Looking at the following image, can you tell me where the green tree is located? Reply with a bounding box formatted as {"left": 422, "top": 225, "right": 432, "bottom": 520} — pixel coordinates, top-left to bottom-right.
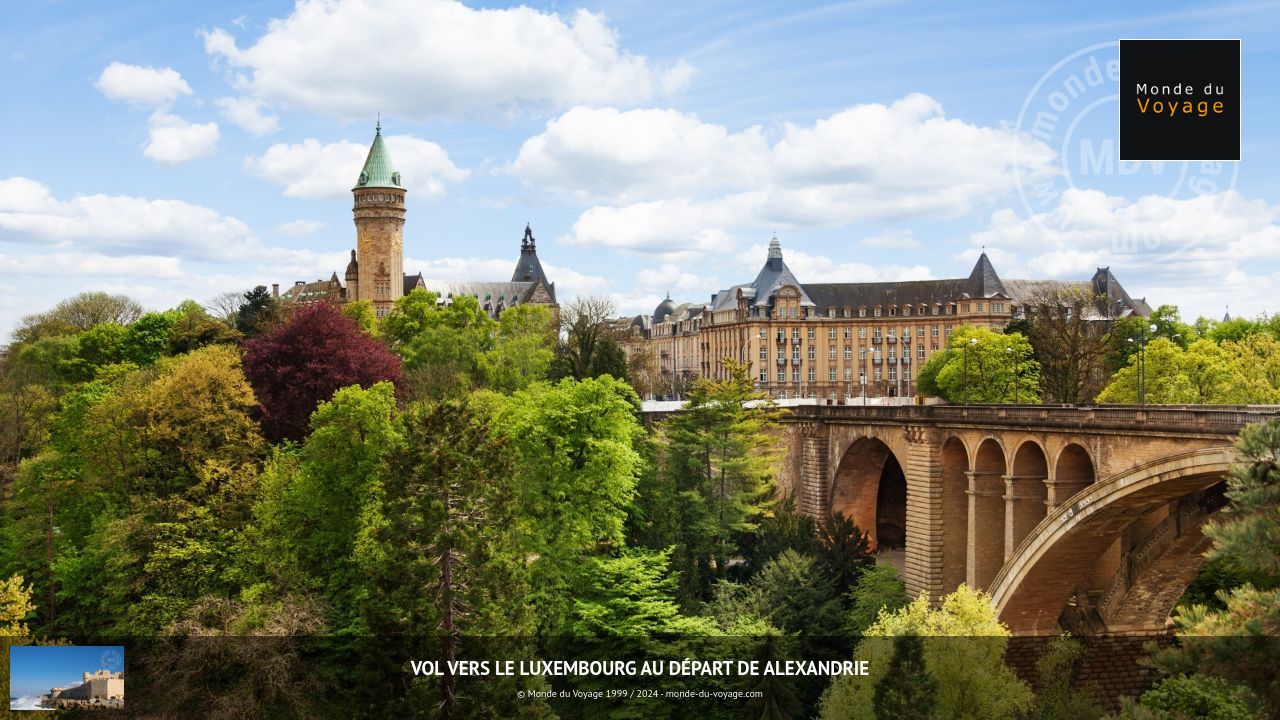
{"left": 749, "top": 549, "right": 845, "bottom": 640}
{"left": 1222, "top": 335, "right": 1280, "bottom": 404}
{"left": 845, "top": 565, "right": 907, "bottom": 637}
{"left": 121, "top": 310, "right": 179, "bottom": 365}
{"left": 550, "top": 295, "right": 630, "bottom": 382}
{"left": 819, "top": 585, "right": 1032, "bottom": 720}
{"left": 917, "top": 326, "right": 1038, "bottom": 403}
{"left": 1123, "top": 675, "right": 1259, "bottom": 720}
{"left": 385, "top": 290, "right": 497, "bottom": 399}
{"left": 661, "top": 358, "right": 782, "bottom": 605}
{"left": 76, "top": 322, "right": 128, "bottom": 370}
{"left": 1096, "top": 338, "right": 1196, "bottom": 404}
{"left": 1016, "top": 285, "right": 1123, "bottom": 403}
{"left": 478, "top": 304, "right": 555, "bottom": 393}
{"left": 571, "top": 547, "right": 715, "bottom": 637}
{"left": 235, "top": 285, "right": 279, "bottom": 336}
{"left": 13, "top": 291, "right": 142, "bottom": 344}
{"left": 744, "top": 629, "right": 804, "bottom": 720}
{"left": 873, "top": 635, "right": 937, "bottom": 720}
{"left": 483, "top": 376, "right": 644, "bottom": 634}
{"left": 815, "top": 512, "right": 874, "bottom": 597}
{"left": 165, "top": 299, "right": 240, "bottom": 354}
{"left": 1024, "top": 635, "right": 1105, "bottom": 720}
{"left": 341, "top": 299, "right": 378, "bottom": 335}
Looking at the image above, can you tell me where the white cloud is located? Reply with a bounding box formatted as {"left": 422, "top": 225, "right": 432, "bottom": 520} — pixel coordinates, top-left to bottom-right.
{"left": 510, "top": 106, "right": 767, "bottom": 204}
{"left": 246, "top": 134, "right": 468, "bottom": 199}
{"left": 529, "top": 95, "right": 1056, "bottom": 256}
{"left": 635, "top": 263, "right": 718, "bottom": 299}
{"left": 202, "top": 0, "right": 691, "bottom": 120}
{"left": 861, "top": 229, "right": 920, "bottom": 250}
{"left": 215, "top": 96, "right": 279, "bottom": 135}
{"left": 96, "top": 62, "right": 192, "bottom": 107}
{"left": 277, "top": 219, "right": 325, "bottom": 236}
{"left": 0, "top": 176, "right": 255, "bottom": 261}
{"left": 144, "top": 112, "right": 220, "bottom": 164}
{"left": 969, "top": 188, "right": 1280, "bottom": 320}
{"left": 0, "top": 252, "right": 186, "bottom": 279}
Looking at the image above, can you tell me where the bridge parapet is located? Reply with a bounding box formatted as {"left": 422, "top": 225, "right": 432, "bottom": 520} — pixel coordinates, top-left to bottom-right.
{"left": 782, "top": 404, "right": 1277, "bottom": 434}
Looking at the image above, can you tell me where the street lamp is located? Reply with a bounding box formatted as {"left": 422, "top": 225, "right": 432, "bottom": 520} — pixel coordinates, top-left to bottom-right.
{"left": 1129, "top": 323, "right": 1158, "bottom": 405}
{"left": 1006, "top": 346, "right": 1016, "bottom": 404}
{"left": 963, "top": 337, "right": 978, "bottom": 404}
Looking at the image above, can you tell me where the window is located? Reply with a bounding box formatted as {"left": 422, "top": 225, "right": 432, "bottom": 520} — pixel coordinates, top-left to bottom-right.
{"left": 791, "top": 328, "right": 800, "bottom": 341}
{"left": 828, "top": 328, "right": 837, "bottom": 340}
{"left": 759, "top": 328, "right": 766, "bottom": 339}
{"left": 759, "top": 347, "right": 767, "bottom": 359}
{"left": 904, "top": 306, "right": 911, "bottom": 316}
{"left": 843, "top": 327, "right": 852, "bottom": 339}
{"left": 859, "top": 348, "right": 867, "bottom": 360}
{"left": 873, "top": 328, "right": 882, "bottom": 339}
{"left": 874, "top": 369, "right": 882, "bottom": 381}
{"left": 807, "top": 328, "right": 815, "bottom": 340}
{"left": 905, "top": 370, "right": 912, "bottom": 381}
{"left": 932, "top": 343, "right": 939, "bottom": 352}
{"left": 829, "top": 368, "right": 837, "bottom": 381}
{"left": 828, "top": 347, "right": 836, "bottom": 360}
{"left": 778, "top": 370, "right": 786, "bottom": 383}
{"left": 976, "top": 302, "right": 984, "bottom": 312}
{"left": 931, "top": 324, "right": 939, "bottom": 337}
{"left": 859, "top": 327, "right": 867, "bottom": 339}
{"left": 808, "top": 368, "right": 816, "bottom": 381}
{"left": 844, "top": 367, "right": 852, "bottom": 381}
{"left": 859, "top": 307, "right": 867, "bottom": 317}
{"left": 859, "top": 369, "right": 866, "bottom": 382}
{"left": 889, "top": 349, "right": 896, "bottom": 360}
{"left": 917, "top": 327, "right": 925, "bottom": 338}
{"left": 844, "top": 346, "right": 852, "bottom": 360}
{"left": 759, "top": 368, "right": 768, "bottom": 382}
{"left": 889, "top": 306, "right": 897, "bottom": 316}
{"left": 917, "top": 345, "right": 925, "bottom": 358}
{"left": 792, "top": 347, "right": 800, "bottom": 361}
{"left": 828, "top": 308, "right": 835, "bottom": 318}
{"left": 992, "top": 302, "right": 1004, "bottom": 312}
{"left": 889, "top": 368, "right": 897, "bottom": 381}
{"left": 945, "top": 326, "right": 953, "bottom": 337}
{"left": 792, "top": 369, "right": 800, "bottom": 383}
{"left": 962, "top": 303, "right": 971, "bottom": 314}
{"left": 874, "top": 307, "right": 882, "bottom": 317}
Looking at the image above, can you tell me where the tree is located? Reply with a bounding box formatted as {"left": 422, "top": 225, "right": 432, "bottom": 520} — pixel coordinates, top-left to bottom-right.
{"left": 381, "top": 290, "right": 497, "bottom": 400}
{"left": 0, "top": 574, "right": 34, "bottom": 634}
{"left": 1024, "top": 635, "right": 1105, "bottom": 720}
{"left": 14, "top": 292, "right": 142, "bottom": 344}
{"left": 484, "top": 376, "right": 644, "bottom": 634}
{"left": 917, "top": 326, "right": 1038, "bottom": 403}
{"left": 815, "top": 512, "right": 874, "bottom": 597}
{"left": 166, "top": 300, "right": 240, "bottom": 355}
{"left": 749, "top": 550, "right": 845, "bottom": 640}
{"left": 845, "top": 565, "right": 907, "bottom": 637}
{"left": 341, "top": 299, "right": 377, "bottom": 335}
{"left": 369, "top": 399, "right": 530, "bottom": 719}
{"left": 661, "top": 359, "right": 782, "bottom": 605}
{"left": 873, "top": 635, "right": 937, "bottom": 720}
{"left": 478, "top": 304, "right": 555, "bottom": 393}
{"left": 1121, "top": 675, "right": 1259, "bottom": 720}
{"left": 235, "top": 285, "right": 279, "bottom": 336}
{"left": 570, "top": 547, "right": 714, "bottom": 637}
{"left": 206, "top": 290, "right": 246, "bottom": 324}
{"left": 121, "top": 310, "right": 179, "bottom": 365}
{"left": 819, "top": 585, "right": 1032, "bottom": 720}
{"left": 1221, "top": 334, "right": 1280, "bottom": 404}
{"left": 1017, "top": 285, "right": 1122, "bottom": 403}
{"left": 242, "top": 302, "right": 402, "bottom": 441}
{"left": 551, "top": 295, "right": 630, "bottom": 382}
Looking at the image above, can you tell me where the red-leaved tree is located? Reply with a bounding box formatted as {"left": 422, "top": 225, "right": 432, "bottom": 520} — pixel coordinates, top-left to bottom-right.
{"left": 242, "top": 302, "right": 401, "bottom": 442}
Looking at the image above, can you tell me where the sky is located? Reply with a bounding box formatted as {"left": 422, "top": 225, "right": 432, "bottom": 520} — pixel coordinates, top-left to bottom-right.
{"left": 8, "top": 645, "right": 123, "bottom": 699}
{"left": 2, "top": 0, "right": 1278, "bottom": 340}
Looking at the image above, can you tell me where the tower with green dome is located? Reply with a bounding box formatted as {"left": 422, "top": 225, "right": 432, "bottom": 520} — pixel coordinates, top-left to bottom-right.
{"left": 350, "top": 120, "right": 406, "bottom": 317}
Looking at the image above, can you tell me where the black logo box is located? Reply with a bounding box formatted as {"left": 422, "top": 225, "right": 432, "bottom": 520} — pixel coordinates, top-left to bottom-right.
{"left": 1119, "top": 39, "right": 1240, "bottom": 161}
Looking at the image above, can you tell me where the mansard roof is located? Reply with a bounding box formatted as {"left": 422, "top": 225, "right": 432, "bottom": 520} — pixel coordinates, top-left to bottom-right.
{"left": 804, "top": 278, "right": 976, "bottom": 311}
{"left": 747, "top": 237, "right": 815, "bottom": 308}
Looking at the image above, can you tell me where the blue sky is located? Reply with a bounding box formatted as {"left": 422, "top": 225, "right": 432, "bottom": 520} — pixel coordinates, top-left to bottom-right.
{"left": 2, "top": 0, "right": 1278, "bottom": 339}
{"left": 8, "top": 645, "right": 123, "bottom": 698}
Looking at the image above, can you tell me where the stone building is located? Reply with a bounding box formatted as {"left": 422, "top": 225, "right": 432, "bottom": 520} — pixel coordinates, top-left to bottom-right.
{"left": 277, "top": 122, "right": 557, "bottom": 320}
{"left": 620, "top": 237, "right": 1149, "bottom": 400}
{"left": 45, "top": 669, "right": 124, "bottom": 707}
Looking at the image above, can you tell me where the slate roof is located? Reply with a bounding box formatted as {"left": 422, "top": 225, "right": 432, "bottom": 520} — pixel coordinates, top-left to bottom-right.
{"left": 353, "top": 121, "right": 402, "bottom": 190}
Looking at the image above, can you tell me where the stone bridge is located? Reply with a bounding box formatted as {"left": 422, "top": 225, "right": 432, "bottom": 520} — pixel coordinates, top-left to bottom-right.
{"left": 655, "top": 403, "right": 1279, "bottom": 636}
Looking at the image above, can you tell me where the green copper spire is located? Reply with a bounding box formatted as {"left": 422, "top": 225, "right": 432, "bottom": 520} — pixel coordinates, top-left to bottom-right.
{"left": 354, "top": 120, "right": 403, "bottom": 190}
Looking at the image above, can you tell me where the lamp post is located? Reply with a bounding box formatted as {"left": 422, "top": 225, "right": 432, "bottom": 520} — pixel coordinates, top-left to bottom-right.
{"left": 963, "top": 336, "right": 978, "bottom": 404}
{"left": 1006, "top": 346, "right": 1017, "bottom": 404}
{"left": 1128, "top": 322, "right": 1158, "bottom": 405}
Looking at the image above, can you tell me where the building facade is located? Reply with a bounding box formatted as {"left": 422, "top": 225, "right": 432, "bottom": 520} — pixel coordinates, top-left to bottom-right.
{"left": 277, "top": 123, "right": 557, "bottom": 320}
{"left": 621, "top": 237, "right": 1150, "bottom": 401}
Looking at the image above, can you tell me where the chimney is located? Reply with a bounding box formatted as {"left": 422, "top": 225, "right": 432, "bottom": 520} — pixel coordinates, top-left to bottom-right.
{"left": 272, "top": 283, "right": 279, "bottom": 297}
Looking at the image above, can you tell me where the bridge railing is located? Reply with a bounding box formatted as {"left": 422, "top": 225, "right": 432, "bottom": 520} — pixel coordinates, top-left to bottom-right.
{"left": 782, "top": 403, "right": 1280, "bottom": 433}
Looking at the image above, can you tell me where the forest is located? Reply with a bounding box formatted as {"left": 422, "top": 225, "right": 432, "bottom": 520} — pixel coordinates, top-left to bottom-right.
{"left": 0, "top": 288, "right": 1277, "bottom": 719}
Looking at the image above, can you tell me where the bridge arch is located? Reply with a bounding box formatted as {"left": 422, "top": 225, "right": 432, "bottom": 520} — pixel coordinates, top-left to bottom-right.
{"left": 1051, "top": 443, "right": 1096, "bottom": 508}
{"left": 969, "top": 437, "right": 1007, "bottom": 589}
{"left": 940, "top": 436, "right": 969, "bottom": 593}
{"left": 830, "top": 437, "right": 907, "bottom": 553}
{"left": 1007, "top": 441, "right": 1050, "bottom": 559}
{"left": 990, "top": 447, "right": 1235, "bottom": 635}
